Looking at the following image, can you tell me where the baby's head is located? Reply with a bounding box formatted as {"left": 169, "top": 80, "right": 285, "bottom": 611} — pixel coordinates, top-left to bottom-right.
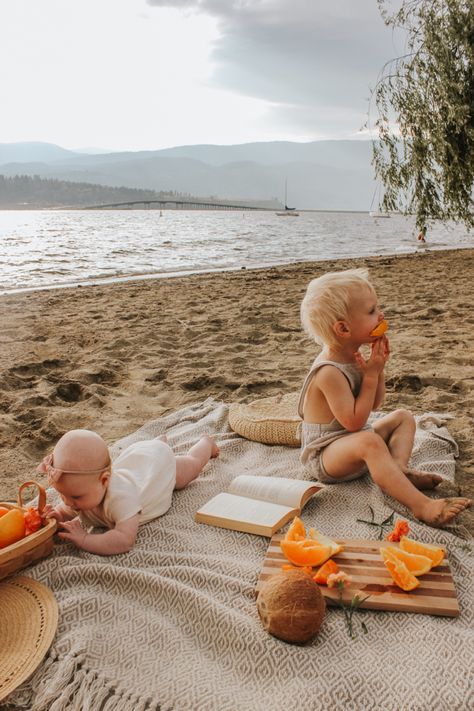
{"left": 301, "top": 268, "right": 375, "bottom": 347}
{"left": 39, "top": 429, "right": 111, "bottom": 510}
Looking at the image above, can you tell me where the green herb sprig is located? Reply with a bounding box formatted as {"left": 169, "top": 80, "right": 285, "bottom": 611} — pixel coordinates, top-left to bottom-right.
{"left": 335, "top": 583, "right": 371, "bottom": 639}
{"left": 356, "top": 506, "right": 394, "bottom": 540}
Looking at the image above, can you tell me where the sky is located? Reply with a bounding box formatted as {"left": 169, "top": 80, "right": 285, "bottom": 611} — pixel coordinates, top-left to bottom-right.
{"left": 0, "top": 0, "right": 403, "bottom": 152}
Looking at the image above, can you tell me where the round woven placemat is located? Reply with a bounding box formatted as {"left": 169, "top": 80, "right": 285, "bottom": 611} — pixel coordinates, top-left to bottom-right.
{"left": 229, "top": 392, "right": 302, "bottom": 447}
{"left": 0, "top": 575, "right": 58, "bottom": 702}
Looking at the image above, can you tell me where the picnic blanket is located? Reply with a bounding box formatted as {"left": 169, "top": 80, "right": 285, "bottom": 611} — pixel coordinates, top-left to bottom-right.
{"left": 5, "top": 398, "right": 473, "bottom": 711}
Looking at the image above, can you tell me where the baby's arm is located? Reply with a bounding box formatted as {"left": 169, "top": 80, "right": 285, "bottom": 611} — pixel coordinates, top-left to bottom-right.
{"left": 57, "top": 514, "right": 140, "bottom": 555}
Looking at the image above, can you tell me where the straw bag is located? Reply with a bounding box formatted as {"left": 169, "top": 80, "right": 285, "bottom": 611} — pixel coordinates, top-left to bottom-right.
{"left": 0, "top": 481, "right": 57, "bottom": 581}
{"left": 228, "top": 392, "right": 302, "bottom": 447}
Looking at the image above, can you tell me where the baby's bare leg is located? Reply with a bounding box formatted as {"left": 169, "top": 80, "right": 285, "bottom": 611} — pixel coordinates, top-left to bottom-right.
{"left": 373, "top": 410, "right": 442, "bottom": 490}
{"left": 321, "top": 431, "right": 470, "bottom": 527}
{"left": 175, "top": 435, "right": 219, "bottom": 490}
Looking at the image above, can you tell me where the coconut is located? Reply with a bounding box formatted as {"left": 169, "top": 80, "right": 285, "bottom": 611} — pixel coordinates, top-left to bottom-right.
{"left": 257, "top": 570, "right": 326, "bottom": 644}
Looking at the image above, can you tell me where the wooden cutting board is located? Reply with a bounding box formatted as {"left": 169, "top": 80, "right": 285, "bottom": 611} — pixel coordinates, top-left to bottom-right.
{"left": 256, "top": 534, "right": 459, "bottom": 617}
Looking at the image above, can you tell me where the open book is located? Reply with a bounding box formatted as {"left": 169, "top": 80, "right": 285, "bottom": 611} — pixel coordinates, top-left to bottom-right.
{"left": 195, "top": 475, "right": 323, "bottom": 537}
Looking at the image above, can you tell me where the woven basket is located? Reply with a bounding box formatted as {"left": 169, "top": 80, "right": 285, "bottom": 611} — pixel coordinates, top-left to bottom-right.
{"left": 0, "top": 481, "right": 57, "bottom": 581}
{"left": 0, "top": 575, "right": 58, "bottom": 702}
{"left": 229, "top": 392, "right": 302, "bottom": 447}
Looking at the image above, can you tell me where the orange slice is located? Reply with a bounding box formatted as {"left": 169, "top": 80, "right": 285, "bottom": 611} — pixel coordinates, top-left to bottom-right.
{"left": 380, "top": 549, "right": 420, "bottom": 591}
{"left": 281, "top": 564, "right": 313, "bottom": 575}
{"left": 308, "top": 528, "right": 344, "bottom": 556}
{"left": 382, "top": 546, "right": 432, "bottom": 576}
{"left": 399, "top": 536, "right": 445, "bottom": 568}
{"left": 313, "top": 559, "right": 339, "bottom": 585}
{"left": 280, "top": 539, "right": 332, "bottom": 567}
{"left": 284, "top": 516, "right": 306, "bottom": 541}
{"left": 370, "top": 319, "right": 389, "bottom": 337}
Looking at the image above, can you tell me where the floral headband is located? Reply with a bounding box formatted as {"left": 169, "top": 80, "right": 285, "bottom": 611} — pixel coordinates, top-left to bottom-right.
{"left": 37, "top": 453, "right": 111, "bottom": 485}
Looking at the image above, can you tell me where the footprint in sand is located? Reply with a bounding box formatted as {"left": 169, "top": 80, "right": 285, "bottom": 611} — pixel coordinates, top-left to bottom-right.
{"left": 4, "top": 359, "right": 70, "bottom": 390}
{"left": 54, "top": 381, "right": 89, "bottom": 403}
{"left": 76, "top": 367, "right": 121, "bottom": 386}
{"left": 386, "top": 375, "right": 423, "bottom": 392}
{"left": 145, "top": 369, "right": 168, "bottom": 383}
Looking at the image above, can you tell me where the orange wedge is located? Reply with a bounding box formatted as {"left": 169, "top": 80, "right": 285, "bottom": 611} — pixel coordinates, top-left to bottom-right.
{"left": 399, "top": 536, "right": 445, "bottom": 568}
{"left": 280, "top": 539, "right": 332, "bottom": 567}
{"left": 281, "top": 564, "right": 312, "bottom": 575}
{"left": 382, "top": 546, "right": 432, "bottom": 576}
{"left": 284, "top": 516, "right": 306, "bottom": 541}
{"left": 380, "top": 548, "right": 420, "bottom": 591}
{"left": 370, "top": 319, "right": 389, "bottom": 337}
{"left": 308, "top": 528, "right": 344, "bottom": 556}
{"left": 313, "top": 559, "right": 339, "bottom": 585}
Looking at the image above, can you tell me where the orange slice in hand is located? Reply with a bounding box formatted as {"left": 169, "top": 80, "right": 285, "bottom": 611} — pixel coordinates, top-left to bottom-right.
{"left": 370, "top": 319, "right": 389, "bottom": 337}
{"left": 382, "top": 546, "right": 432, "bottom": 576}
{"left": 399, "top": 536, "right": 445, "bottom": 567}
{"left": 380, "top": 548, "right": 420, "bottom": 591}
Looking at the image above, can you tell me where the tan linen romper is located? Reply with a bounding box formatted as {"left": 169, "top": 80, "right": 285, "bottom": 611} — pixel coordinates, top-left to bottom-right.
{"left": 298, "top": 359, "right": 372, "bottom": 483}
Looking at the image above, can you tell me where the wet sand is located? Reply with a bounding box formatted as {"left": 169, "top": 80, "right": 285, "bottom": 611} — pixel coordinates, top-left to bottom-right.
{"left": 1, "top": 248, "right": 472, "bottom": 532}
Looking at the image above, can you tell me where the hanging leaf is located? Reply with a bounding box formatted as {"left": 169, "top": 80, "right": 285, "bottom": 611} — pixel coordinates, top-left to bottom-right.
{"left": 369, "top": 0, "right": 474, "bottom": 230}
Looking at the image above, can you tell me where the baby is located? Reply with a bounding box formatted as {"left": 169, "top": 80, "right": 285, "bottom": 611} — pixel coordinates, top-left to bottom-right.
{"left": 40, "top": 429, "right": 219, "bottom": 555}
{"left": 298, "top": 267, "right": 471, "bottom": 528}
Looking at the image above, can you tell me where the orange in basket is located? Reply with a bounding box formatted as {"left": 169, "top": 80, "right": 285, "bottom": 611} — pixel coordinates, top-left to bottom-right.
{"left": 0, "top": 510, "right": 26, "bottom": 549}
{"left": 0, "top": 481, "right": 57, "bottom": 581}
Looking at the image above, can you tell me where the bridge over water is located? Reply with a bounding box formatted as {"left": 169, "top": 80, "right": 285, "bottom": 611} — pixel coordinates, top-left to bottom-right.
{"left": 84, "top": 198, "right": 275, "bottom": 211}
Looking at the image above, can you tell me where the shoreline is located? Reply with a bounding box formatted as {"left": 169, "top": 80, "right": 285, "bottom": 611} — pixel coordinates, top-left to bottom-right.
{"left": 1, "top": 248, "right": 473, "bottom": 533}
{"left": 2, "top": 244, "right": 474, "bottom": 297}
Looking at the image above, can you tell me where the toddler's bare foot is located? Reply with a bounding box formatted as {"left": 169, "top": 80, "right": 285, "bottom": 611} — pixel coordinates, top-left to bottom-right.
{"left": 405, "top": 468, "right": 443, "bottom": 490}
{"left": 418, "top": 497, "right": 471, "bottom": 527}
{"left": 202, "top": 435, "right": 219, "bottom": 458}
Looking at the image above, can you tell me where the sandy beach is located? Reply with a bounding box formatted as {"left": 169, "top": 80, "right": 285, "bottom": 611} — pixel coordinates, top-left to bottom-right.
{"left": 1, "top": 247, "right": 473, "bottom": 533}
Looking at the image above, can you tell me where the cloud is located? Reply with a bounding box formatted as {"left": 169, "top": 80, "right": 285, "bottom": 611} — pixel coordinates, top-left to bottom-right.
{"left": 147, "top": 0, "right": 397, "bottom": 137}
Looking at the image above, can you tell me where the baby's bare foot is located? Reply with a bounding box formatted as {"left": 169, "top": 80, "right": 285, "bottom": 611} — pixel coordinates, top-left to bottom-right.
{"left": 203, "top": 435, "right": 219, "bottom": 458}
{"left": 156, "top": 434, "right": 168, "bottom": 443}
{"left": 419, "top": 497, "right": 471, "bottom": 527}
{"left": 405, "top": 468, "right": 443, "bottom": 490}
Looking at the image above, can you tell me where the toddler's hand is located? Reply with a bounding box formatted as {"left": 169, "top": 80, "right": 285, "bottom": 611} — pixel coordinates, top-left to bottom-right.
{"left": 355, "top": 337, "right": 388, "bottom": 376}
{"left": 58, "top": 518, "right": 88, "bottom": 548}
{"left": 378, "top": 334, "right": 390, "bottom": 361}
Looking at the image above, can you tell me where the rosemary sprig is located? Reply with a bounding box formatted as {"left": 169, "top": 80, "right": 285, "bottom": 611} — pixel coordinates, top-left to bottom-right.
{"left": 356, "top": 506, "right": 395, "bottom": 539}
{"left": 335, "top": 586, "right": 371, "bottom": 639}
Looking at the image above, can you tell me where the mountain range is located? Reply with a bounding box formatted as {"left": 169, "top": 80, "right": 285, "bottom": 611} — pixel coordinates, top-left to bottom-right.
{"left": 0, "top": 140, "right": 377, "bottom": 211}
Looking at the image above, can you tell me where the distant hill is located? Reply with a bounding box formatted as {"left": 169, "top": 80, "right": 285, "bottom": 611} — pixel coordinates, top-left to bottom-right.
{"left": 0, "top": 141, "right": 78, "bottom": 164}
{"left": 0, "top": 140, "right": 377, "bottom": 211}
{"left": 0, "top": 175, "right": 280, "bottom": 210}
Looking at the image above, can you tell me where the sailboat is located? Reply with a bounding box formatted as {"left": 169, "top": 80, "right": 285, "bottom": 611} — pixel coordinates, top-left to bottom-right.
{"left": 369, "top": 184, "right": 390, "bottom": 218}
{"left": 276, "top": 179, "right": 299, "bottom": 217}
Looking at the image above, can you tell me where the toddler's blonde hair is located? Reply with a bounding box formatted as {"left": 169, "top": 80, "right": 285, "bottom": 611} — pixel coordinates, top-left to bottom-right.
{"left": 301, "top": 267, "right": 373, "bottom": 346}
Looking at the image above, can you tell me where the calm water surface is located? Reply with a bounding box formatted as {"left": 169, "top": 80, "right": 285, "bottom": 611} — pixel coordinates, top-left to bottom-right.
{"left": 1, "top": 209, "right": 473, "bottom": 293}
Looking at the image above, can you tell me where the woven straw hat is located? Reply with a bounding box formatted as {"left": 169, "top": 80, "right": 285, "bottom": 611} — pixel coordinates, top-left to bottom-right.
{"left": 229, "top": 392, "right": 301, "bottom": 447}
{"left": 0, "top": 575, "right": 58, "bottom": 702}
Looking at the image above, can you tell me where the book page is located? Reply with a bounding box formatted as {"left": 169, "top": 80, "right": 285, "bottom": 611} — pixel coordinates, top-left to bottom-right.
{"left": 228, "top": 475, "right": 319, "bottom": 508}
{"left": 196, "top": 492, "right": 294, "bottom": 533}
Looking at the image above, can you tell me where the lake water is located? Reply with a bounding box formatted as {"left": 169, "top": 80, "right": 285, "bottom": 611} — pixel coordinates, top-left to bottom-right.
{"left": 1, "top": 209, "right": 473, "bottom": 294}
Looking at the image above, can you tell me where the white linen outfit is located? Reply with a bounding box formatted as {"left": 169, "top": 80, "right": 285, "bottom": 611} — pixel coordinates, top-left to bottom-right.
{"left": 78, "top": 439, "right": 176, "bottom": 529}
